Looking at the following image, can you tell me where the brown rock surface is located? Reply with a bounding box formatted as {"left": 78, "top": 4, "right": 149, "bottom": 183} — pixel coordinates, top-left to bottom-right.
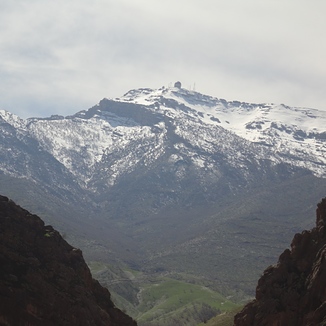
{"left": 234, "top": 197, "right": 326, "bottom": 326}
{"left": 0, "top": 195, "right": 137, "bottom": 326}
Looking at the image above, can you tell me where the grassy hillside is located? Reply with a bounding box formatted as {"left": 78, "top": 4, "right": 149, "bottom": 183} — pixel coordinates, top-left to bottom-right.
{"left": 198, "top": 306, "right": 243, "bottom": 326}
{"left": 137, "top": 278, "right": 236, "bottom": 325}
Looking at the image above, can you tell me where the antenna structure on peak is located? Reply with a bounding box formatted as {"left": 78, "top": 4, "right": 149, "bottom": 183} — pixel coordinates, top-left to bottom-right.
{"left": 174, "top": 81, "right": 181, "bottom": 89}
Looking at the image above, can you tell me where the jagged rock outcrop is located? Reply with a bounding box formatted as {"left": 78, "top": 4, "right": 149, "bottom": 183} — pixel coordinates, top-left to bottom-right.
{"left": 234, "top": 197, "right": 326, "bottom": 326}
{"left": 0, "top": 195, "right": 137, "bottom": 326}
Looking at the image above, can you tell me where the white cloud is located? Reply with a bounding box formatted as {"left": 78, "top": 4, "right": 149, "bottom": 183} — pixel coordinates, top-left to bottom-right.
{"left": 0, "top": 0, "right": 325, "bottom": 118}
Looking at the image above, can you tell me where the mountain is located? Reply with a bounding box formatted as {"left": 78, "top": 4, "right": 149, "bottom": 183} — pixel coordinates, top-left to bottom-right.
{"left": 0, "top": 84, "right": 325, "bottom": 301}
{"left": 234, "top": 197, "right": 326, "bottom": 326}
{"left": 0, "top": 194, "right": 137, "bottom": 325}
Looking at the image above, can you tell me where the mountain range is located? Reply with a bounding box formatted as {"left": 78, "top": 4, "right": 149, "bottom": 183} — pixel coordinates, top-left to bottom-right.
{"left": 0, "top": 84, "right": 325, "bottom": 307}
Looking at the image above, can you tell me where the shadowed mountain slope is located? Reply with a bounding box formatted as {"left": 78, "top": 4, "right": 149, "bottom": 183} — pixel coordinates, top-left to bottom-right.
{"left": 0, "top": 195, "right": 136, "bottom": 326}
{"left": 234, "top": 198, "right": 326, "bottom": 326}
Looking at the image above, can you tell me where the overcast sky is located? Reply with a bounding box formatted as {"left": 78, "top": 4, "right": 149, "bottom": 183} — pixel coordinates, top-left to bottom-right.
{"left": 1, "top": 0, "right": 325, "bottom": 118}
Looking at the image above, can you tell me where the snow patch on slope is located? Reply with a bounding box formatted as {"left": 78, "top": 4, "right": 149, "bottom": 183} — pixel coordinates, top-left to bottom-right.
{"left": 0, "top": 110, "right": 27, "bottom": 130}
{"left": 118, "top": 86, "right": 326, "bottom": 177}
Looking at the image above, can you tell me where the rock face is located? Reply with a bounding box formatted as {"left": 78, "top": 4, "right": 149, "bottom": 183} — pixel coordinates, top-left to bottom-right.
{"left": 234, "top": 197, "right": 326, "bottom": 326}
{"left": 0, "top": 195, "right": 137, "bottom": 326}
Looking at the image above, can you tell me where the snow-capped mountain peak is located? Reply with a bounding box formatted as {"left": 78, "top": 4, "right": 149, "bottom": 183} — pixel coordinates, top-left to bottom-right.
{"left": 1, "top": 85, "right": 325, "bottom": 191}
{"left": 118, "top": 86, "right": 326, "bottom": 176}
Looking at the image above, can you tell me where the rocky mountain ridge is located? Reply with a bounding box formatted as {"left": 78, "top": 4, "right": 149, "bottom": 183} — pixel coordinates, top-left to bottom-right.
{"left": 234, "top": 197, "right": 326, "bottom": 325}
{"left": 1, "top": 85, "right": 325, "bottom": 188}
{"left": 0, "top": 194, "right": 136, "bottom": 326}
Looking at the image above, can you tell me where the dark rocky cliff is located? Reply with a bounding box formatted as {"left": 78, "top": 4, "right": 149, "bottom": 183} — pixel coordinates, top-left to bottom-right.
{"left": 0, "top": 195, "right": 137, "bottom": 326}
{"left": 234, "top": 197, "right": 326, "bottom": 326}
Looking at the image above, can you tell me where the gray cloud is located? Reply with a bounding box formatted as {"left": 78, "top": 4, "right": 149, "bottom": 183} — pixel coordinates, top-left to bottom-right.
{"left": 0, "top": 0, "right": 325, "bottom": 118}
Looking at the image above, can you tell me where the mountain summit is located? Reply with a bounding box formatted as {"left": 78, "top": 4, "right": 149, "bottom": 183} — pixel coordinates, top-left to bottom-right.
{"left": 0, "top": 85, "right": 325, "bottom": 297}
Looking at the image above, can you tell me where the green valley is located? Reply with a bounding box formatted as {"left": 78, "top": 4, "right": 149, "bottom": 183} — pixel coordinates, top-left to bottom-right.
{"left": 88, "top": 261, "right": 240, "bottom": 326}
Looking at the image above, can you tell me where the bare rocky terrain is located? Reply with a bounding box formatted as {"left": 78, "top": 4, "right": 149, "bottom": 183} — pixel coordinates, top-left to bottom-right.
{"left": 235, "top": 198, "right": 326, "bottom": 325}
{"left": 0, "top": 195, "right": 137, "bottom": 326}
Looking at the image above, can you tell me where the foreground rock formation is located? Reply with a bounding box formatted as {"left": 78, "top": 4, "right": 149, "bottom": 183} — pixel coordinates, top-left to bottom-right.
{"left": 0, "top": 195, "right": 137, "bottom": 326}
{"left": 234, "top": 197, "right": 326, "bottom": 326}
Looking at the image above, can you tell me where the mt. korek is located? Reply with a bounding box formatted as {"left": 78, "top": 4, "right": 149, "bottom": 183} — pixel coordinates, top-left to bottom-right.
{"left": 0, "top": 84, "right": 325, "bottom": 299}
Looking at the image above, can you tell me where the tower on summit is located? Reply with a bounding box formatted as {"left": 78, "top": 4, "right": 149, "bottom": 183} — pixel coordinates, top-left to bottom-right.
{"left": 174, "top": 81, "right": 181, "bottom": 89}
